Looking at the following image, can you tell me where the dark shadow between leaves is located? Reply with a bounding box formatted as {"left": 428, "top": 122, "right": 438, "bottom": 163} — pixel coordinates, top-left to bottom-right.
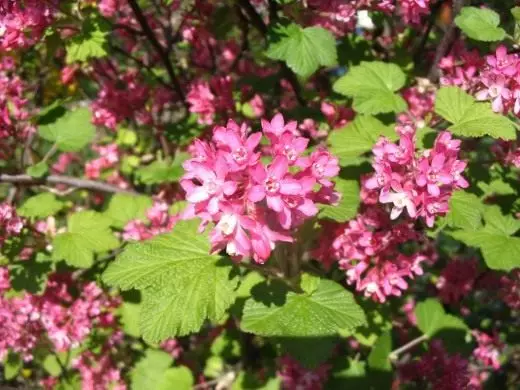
{"left": 275, "top": 336, "right": 340, "bottom": 369}
{"left": 250, "top": 280, "right": 289, "bottom": 307}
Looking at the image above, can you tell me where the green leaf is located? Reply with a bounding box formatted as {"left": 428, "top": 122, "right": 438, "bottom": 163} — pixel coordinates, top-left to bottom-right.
{"left": 121, "top": 302, "right": 141, "bottom": 338}
{"left": 66, "top": 17, "right": 109, "bottom": 63}
{"left": 367, "top": 330, "right": 392, "bottom": 372}
{"left": 266, "top": 24, "right": 337, "bottom": 78}
{"left": 328, "top": 115, "right": 396, "bottom": 165}
{"left": 478, "top": 179, "right": 515, "bottom": 196}
{"left": 483, "top": 205, "right": 520, "bottom": 235}
{"left": 204, "top": 356, "right": 224, "bottom": 378}
{"left": 450, "top": 206, "right": 520, "bottom": 271}
{"left": 116, "top": 127, "right": 138, "bottom": 146}
{"left": 104, "top": 219, "right": 218, "bottom": 290}
{"left": 104, "top": 193, "right": 153, "bottom": 229}
{"left": 140, "top": 256, "right": 238, "bottom": 341}
{"left": 26, "top": 161, "right": 49, "bottom": 178}
{"left": 104, "top": 220, "right": 238, "bottom": 341}
{"left": 333, "top": 62, "right": 407, "bottom": 114}
{"left": 241, "top": 279, "right": 366, "bottom": 337}
{"left": 210, "top": 330, "right": 241, "bottom": 359}
{"left": 130, "top": 349, "right": 173, "bottom": 390}
{"left": 435, "top": 87, "right": 516, "bottom": 140}
{"left": 455, "top": 7, "right": 506, "bottom": 42}
{"left": 512, "top": 6, "right": 520, "bottom": 21}
{"left": 415, "top": 298, "right": 468, "bottom": 338}
{"left": 157, "top": 367, "right": 194, "bottom": 390}
{"left": 135, "top": 158, "right": 185, "bottom": 185}
{"left": 319, "top": 178, "right": 360, "bottom": 222}
{"left": 53, "top": 211, "right": 119, "bottom": 268}
{"left": 446, "top": 191, "right": 483, "bottom": 231}
{"left": 453, "top": 230, "right": 520, "bottom": 272}
{"left": 4, "top": 352, "right": 22, "bottom": 380}
{"left": 43, "top": 355, "right": 63, "bottom": 377}
{"left": 9, "top": 260, "right": 52, "bottom": 295}
{"left": 18, "top": 193, "right": 64, "bottom": 219}
{"left": 38, "top": 108, "right": 96, "bottom": 151}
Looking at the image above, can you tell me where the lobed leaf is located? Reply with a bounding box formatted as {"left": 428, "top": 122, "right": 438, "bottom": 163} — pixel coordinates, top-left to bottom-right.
{"left": 333, "top": 62, "right": 407, "bottom": 114}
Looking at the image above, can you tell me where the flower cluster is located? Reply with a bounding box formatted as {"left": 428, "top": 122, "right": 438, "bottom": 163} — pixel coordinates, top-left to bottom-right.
{"left": 472, "top": 331, "right": 503, "bottom": 371}
{"left": 436, "top": 258, "right": 479, "bottom": 304}
{"left": 0, "top": 270, "right": 120, "bottom": 362}
{"left": 0, "top": 202, "right": 23, "bottom": 249}
{"left": 440, "top": 45, "right": 520, "bottom": 116}
{"left": 181, "top": 114, "right": 340, "bottom": 263}
{"left": 278, "top": 356, "right": 330, "bottom": 390}
{"left": 123, "top": 200, "right": 179, "bottom": 241}
{"left": 303, "top": 0, "right": 429, "bottom": 36}
{"left": 85, "top": 144, "right": 120, "bottom": 179}
{"left": 91, "top": 67, "right": 150, "bottom": 130}
{"left": 402, "top": 84, "right": 436, "bottom": 120}
{"left": 399, "top": 340, "right": 470, "bottom": 390}
{"left": 364, "top": 125, "right": 468, "bottom": 227}
{"left": 0, "top": 56, "right": 35, "bottom": 160}
{"left": 187, "top": 76, "right": 235, "bottom": 126}
{"left": 72, "top": 331, "right": 127, "bottom": 390}
{"left": 0, "top": 0, "right": 56, "bottom": 51}
{"left": 315, "top": 208, "right": 429, "bottom": 302}
{"left": 498, "top": 269, "right": 520, "bottom": 310}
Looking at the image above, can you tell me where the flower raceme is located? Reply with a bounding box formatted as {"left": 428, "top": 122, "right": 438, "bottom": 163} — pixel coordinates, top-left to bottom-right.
{"left": 180, "top": 114, "right": 340, "bottom": 263}
{"left": 314, "top": 209, "right": 431, "bottom": 303}
{"left": 365, "top": 123, "right": 468, "bottom": 227}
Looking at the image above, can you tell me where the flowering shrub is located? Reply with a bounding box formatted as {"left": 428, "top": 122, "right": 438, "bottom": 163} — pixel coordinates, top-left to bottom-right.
{"left": 1, "top": 1, "right": 520, "bottom": 389}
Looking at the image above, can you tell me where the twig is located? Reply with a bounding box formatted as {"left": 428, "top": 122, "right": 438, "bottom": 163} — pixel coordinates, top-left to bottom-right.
{"left": 193, "top": 371, "right": 237, "bottom": 390}
{"left": 0, "top": 174, "right": 138, "bottom": 195}
{"left": 389, "top": 334, "right": 429, "bottom": 361}
{"left": 110, "top": 43, "right": 172, "bottom": 90}
{"left": 230, "top": 5, "right": 250, "bottom": 72}
{"left": 413, "top": 0, "right": 444, "bottom": 67}
{"left": 427, "top": 0, "right": 465, "bottom": 82}
{"left": 127, "top": 0, "right": 188, "bottom": 109}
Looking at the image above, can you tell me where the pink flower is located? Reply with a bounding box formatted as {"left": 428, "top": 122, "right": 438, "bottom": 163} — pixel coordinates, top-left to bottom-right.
{"left": 278, "top": 356, "right": 330, "bottom": 390}
{"left": 213, "top": 122, "right": 261, "bottom": 171}
{"left": 261, "top": 113, "right": 298, "bottom": 139}
{"left": 416, "top": 153, "right": 454, "bottom": 196}
{"left": 380, "top": 182, "right": 417, "bottom": 220}
{"left": 271, "top": 132, "right": 309, "bottom": 165}
{"left": 248, "top": 156, "right": 302, "bottom": 213}
{"left": 472, "top": 331, "right": 503, "bottom": 371}
{"left": 436, "top": 258, "right": 479, "bottom": 304}
{"left": 187, "top": 81, "right": 216, "bottom": 125}
{"left": 182, "top": 158, "right": 237, "bottom": 214}
{"left": 476, "top": 74, "right": 511, "bottom": 113}
{"left": 181, "top": 114, "right": 340, "bottom": 263}
{"left": 365, "top": 124, "right": 467, "bottom": 226}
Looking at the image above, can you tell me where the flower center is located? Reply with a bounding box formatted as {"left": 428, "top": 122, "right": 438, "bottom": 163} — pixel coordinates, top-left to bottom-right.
{"left": 265, "top": 176, "right": 280, "bottom": 194}
{"left": 216, "top": 214, "right": 237, "bottom": 235}
{"left": 205, "top": 179, "right": 219, "bottom": 194}
{"left": 313, "top": 162, "right": 324, "bottom": 177}
{"left": 428, "top": 170, "right": 439, "bottom": 182}
{"left": 232, "top": 147, "right": 247, "bottom": 163}
{"left": 284, "top": 145, "right": 297, "bottom": 161}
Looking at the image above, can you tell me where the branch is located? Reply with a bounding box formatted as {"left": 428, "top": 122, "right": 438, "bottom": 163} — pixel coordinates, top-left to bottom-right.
{"left": 127, "top": 0, "right": 188, "bottom": 109}
{"left": 0, "top": 174, "right": 137, "bottom": 195}
{"left": 413, "top": 0, "right": 445, "bottom": 67}
{"left": 110, "top": 43, "right": 172, "bottom": 90}
{"left": 389, "top": 334, "right": 429, "bottom": 362}
{"left": 427, "top": 0, "right": 465, "bottom": 82}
